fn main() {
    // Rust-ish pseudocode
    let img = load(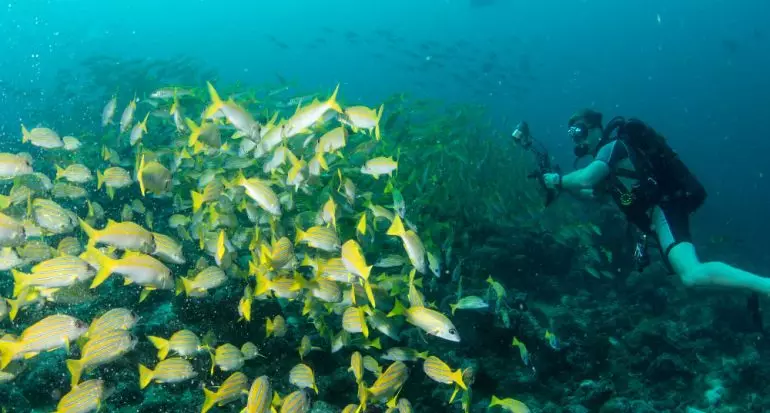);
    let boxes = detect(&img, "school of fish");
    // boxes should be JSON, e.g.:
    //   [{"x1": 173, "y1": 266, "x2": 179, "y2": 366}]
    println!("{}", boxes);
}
[{"x1": 0, "y1": 81, "x2": 542, "y2": 413}]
